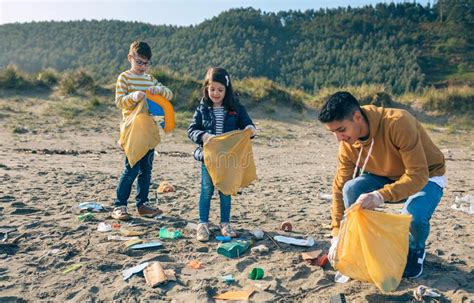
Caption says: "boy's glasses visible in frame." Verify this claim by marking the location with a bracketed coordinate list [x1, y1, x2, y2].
[132, 56, 151, 66]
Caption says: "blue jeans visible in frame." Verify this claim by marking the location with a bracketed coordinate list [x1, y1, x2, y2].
[114, 149, 154, 208]
[342, 173, 443, 250]
[199, 164, 231, 223]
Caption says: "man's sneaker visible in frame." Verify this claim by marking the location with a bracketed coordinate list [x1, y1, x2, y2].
[137, 204, 163, 218]
[220, 223, 237, 238]
[111, 206, 131, 221]
[403, 248, 426, 278]
[196, 223, 210, 242]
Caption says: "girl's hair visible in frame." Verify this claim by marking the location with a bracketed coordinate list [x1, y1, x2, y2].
[202, 67, 238, 111]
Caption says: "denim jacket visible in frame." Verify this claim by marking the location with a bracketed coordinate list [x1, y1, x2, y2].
[187, 100, 255, 161]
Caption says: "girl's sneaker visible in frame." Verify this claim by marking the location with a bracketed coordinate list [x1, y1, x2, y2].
[220, 223, 237, 238]
[111, 206, 130, 221]
[196, 223, 210, 242]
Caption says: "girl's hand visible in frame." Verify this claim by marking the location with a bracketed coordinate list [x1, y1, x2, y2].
[245, 125, 257, 136]
[202, 133, 215, 143]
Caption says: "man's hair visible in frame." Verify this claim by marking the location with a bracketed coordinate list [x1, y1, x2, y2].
[202, 67, 238, 111]
[318, 91, 361, 123]
[129, 41, 152, 60]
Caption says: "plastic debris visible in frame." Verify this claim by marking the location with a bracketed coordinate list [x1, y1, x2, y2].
[451, 194, 474, 215]
[248, 267, 264, 280]
[63, 263, 83, 274]
[274, 235, 315, 247]
[73, 202, 104, 214]
[413, 285, 441, 301]
[318, 192, 332, 202]
[335, 271, 350, 283]
[158, 228, 181, 239]
[249, 229, 264, 239]
[222, 274, 235, 284]
[215, 235, 232, 242]
[251, 244, 269, 255]
[280, 221, 293, 232]
[129, 241, 163, 250]
[330, 293, 347, 303]
[78, 212, 94, 222]
[157, 181, 174, 193]
[187, 260, 203, 269]
[214, 290, 254, 301]
[217, 240, 251, 258]
[123, 238, 143, 248]
[122, 262, 149, 281]
[97, 222, 112, 232]
[107, 235, 139, 241]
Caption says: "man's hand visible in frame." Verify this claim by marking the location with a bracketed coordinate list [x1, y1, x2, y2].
[201, 133, 215, 143]
[356, 191, 384, 210]
[244, 124, 257, 136]
[131, 91, 145, 102]
[328, 236, 338, 267]
[148, 85, 173, 100]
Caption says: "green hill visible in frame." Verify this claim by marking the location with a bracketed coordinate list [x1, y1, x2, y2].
[0, 1, 472, 94]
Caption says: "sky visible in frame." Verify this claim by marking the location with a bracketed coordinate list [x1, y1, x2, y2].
[0, 0, 431, 26]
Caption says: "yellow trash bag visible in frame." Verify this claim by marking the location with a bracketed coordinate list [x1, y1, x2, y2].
[334, 203, 411, 293]
[203, 129, 257, 196]
[119, 100, 160, 167]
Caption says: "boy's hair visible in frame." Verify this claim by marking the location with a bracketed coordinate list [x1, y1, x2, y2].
[129, 41, 152, 60]
[202, 67, 238, 111]
[318, 91, 362, 123]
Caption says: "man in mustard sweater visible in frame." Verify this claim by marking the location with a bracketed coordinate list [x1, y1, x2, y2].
[319, 91, 446, 278]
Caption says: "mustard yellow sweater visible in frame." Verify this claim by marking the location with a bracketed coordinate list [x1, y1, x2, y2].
[331, 105, 445, 236]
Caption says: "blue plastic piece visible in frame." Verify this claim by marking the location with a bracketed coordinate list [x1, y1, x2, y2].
[215, 236, 232, 242]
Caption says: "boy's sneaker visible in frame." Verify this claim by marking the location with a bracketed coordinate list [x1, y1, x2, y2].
[403, 248, 426, 278]
[196, 223, 210, 242]
[137, 203, 163, 218]
[220, 223, 237, 238]
[111, 206, 131, 221]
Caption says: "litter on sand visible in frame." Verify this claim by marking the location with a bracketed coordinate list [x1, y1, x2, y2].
[251, 244, 269, 254]
[213, 290, 254, 301]
[143, 262, 176, 287]
[222, 274, 235, 283]
[249, 229, 264, 239]
[215, 235, 232, 242]
[158, 228, 181, 239]
[187, 260, 203, 269]
[248, 267, 264, 280]
[73, 202, 105, 214]
[413, 285, 441, 301]
[63, 263, 83, 274]
[273, 235, 315, 247]
[450, 194, 474, 215]
[301, 251, 328, 267]
[335, 271, 350, 283]
[128, 241, 163, 250]
[107, 235, 140, 241]
[157, 181, 175, 193]
[97, 222, 112, 232]
[217, 240, 251, 258]
[122, 262, 149, 281]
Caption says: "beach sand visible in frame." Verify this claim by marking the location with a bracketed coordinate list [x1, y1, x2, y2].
[0, 95, 473, 302]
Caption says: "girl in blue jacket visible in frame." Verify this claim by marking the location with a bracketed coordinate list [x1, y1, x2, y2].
[187, 67, 257, 242]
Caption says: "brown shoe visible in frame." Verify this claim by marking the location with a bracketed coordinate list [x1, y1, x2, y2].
[137, 204, 163, 217]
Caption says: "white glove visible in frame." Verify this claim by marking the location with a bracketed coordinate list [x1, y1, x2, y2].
[131, 91, 145, 102]
[356, 191, 384, 210]
[201, 133, 215, 143]
[328, 236, 339, 267]
[244, 124, 257, 136]
[149, 84, 173, 100]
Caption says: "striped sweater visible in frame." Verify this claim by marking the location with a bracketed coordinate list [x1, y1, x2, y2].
[115, 70, 158, 120]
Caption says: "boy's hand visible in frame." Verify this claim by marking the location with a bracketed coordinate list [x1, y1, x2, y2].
[148, 85, 173, 100]
[131, 91, 146, 102]
[245, 125, 257, 136]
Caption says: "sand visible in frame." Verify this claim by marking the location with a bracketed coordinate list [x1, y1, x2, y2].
[0, 95, 473, 302]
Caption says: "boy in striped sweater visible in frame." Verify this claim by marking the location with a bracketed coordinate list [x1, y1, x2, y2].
[112, 41, 173, 221]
